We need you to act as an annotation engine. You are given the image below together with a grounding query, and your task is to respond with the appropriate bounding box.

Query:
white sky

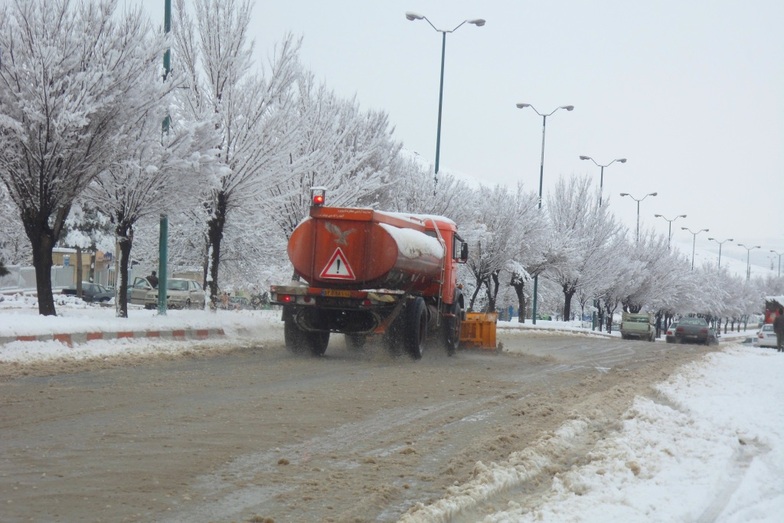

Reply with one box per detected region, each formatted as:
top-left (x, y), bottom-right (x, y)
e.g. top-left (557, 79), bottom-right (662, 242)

top-left (1, 297), bottom-right (782, 521)
top-left (134, 0), bottom-right (784, 271)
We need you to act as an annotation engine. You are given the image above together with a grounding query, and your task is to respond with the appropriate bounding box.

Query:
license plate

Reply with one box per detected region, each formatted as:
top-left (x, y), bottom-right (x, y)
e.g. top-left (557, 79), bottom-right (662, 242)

top-left (322, 289), bottom-right (351, 298)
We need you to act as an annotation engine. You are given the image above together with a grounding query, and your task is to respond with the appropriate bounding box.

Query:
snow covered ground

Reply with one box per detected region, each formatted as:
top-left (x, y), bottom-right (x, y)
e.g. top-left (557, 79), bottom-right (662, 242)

top-left (2, 294), bottom-right (782, 522)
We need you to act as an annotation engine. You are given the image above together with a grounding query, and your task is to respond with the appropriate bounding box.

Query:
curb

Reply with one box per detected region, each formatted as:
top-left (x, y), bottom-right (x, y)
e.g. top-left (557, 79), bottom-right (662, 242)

top-left (0, 328), bottom-right (225, 347)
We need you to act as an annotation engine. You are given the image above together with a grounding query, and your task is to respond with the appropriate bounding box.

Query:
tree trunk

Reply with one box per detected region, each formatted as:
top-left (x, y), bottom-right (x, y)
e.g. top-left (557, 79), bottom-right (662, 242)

top-left (206, 192), bottom-right (228, 311)
top-left (562, 284), bottom-right (576, 320)
top-left (605, 302), bottom-right (618, 333)
top-left (116, 222), bottom-right (133, 318)
top-left (30, 230), bottom-right (56, 316)
top-left (511, 279), bottom-right (526, 324)
top-left (76, 246), bottom-right (83, 298)
top-left (487, 272), bottom-right (500, 313)
top-left (469, 276), bottom-right (482, 312)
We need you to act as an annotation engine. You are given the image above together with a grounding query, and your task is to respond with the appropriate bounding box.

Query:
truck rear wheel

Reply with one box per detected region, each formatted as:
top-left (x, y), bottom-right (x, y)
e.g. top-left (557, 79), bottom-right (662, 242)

top-left (284, 317), bottom-right (329, 356)
top-left (403, 297), bottom-right (427, 360)
top-left (345, 333), bottom-right (367, 351)
top-left (306, 331), bottom-right (329, 356)
top-left (284, 317), bottom-right (307, 354)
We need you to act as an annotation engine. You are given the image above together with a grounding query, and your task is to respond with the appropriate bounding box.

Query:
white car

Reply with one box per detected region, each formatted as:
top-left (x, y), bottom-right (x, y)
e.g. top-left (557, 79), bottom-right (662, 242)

top-left (755, 324), bottom-right (778, 348)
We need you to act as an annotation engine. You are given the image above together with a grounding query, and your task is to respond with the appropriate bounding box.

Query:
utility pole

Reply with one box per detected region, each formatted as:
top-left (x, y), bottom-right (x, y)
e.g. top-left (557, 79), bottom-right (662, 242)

top-left (158, 0), bottom-right (172, 315)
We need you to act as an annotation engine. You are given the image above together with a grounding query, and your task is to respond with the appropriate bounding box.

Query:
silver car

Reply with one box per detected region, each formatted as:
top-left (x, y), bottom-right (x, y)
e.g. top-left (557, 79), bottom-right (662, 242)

top-left (144, 278), bottom-right (205, 310)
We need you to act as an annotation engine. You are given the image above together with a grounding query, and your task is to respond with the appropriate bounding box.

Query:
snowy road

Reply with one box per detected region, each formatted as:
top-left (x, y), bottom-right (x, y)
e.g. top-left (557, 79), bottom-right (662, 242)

top-left (0, 330), bottom-right (719, 522)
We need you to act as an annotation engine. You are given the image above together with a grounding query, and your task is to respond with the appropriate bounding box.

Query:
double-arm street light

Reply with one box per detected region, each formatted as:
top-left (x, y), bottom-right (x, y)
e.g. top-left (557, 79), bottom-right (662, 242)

top-left (738, 243), bottom-right (761, 281)
top-left (579, 156), bottom-right (626, 207)
top-left (771, 249), bottom-right (783, 278)
top-left (707, 237), bottom-right (734, 269)
top-left (654, 214), bottom-right (687, 250)
top-left (682, 227), bottom-right (709, 270)
top-left (406, 12), bottom-right (485, 191)
top-left (516, 103), bottom-right (574, 325)
top-left (620, 192), bottom-right (657, 243)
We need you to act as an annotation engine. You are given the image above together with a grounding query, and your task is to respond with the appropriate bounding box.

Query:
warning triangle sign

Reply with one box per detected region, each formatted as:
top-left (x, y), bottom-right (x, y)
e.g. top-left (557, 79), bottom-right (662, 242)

top-left (319, 247), bottom-right (356, 280)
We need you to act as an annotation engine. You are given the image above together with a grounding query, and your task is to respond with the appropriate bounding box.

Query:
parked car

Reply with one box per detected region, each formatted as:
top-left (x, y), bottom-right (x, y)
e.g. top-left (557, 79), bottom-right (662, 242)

top-left (144, 278), bottom-right (205, 310)
top-left (620, 312), bottom-right (655, 341)
top-left (128, 276), bottom-right (154, 306)
top-left (61, 282), bottom-right (114, 303)
top-left (755, 323), bottom-right (778, 348)
top-left (665, 322), bottom-right (679, 344)
top-left (672, 317), bottom-right (719, 345)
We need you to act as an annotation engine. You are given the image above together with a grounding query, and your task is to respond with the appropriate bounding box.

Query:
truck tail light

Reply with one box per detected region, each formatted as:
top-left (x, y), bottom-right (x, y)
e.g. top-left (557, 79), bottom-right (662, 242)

top-left (311, 187), bottom-right (326, 206)
top-left (279, 295), bottom-right (293, 303)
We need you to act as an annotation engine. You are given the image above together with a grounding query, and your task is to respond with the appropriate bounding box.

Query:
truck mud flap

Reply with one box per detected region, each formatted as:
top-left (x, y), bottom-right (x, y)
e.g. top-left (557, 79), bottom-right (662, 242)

top-left (373, 294), bottom-right (410, 335)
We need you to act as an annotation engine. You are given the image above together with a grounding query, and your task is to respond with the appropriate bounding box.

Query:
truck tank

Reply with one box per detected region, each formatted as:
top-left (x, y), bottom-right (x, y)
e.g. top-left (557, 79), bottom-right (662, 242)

top-left (287, 206), bottom-right (445, 292)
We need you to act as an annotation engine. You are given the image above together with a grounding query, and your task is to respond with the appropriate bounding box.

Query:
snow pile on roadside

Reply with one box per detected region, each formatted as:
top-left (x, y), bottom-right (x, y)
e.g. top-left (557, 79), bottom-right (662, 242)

top-left (0, 294), bottom-right (283, 364)
top-left (405, 344), bottom-right (784, 522)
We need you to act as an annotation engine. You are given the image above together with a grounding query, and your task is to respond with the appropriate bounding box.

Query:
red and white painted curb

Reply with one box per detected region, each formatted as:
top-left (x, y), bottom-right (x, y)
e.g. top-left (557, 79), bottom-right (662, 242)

top-left (0, 328), bottom-right (225, 347)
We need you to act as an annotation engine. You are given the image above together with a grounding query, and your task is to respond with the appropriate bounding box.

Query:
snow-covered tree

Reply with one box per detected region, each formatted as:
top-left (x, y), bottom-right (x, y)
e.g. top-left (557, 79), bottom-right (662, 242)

top-left (619, 228), bottom-right (672, 312)
top-left (0, 183), bottom-right (29, 266)
top-left (174, 0), bottom-right (301, 308)
top-left (545, 175), bottom-right (622, 319)
top-left (264, 71), bottom-right (401, 240)
top-left (85, 84), bottom-right (217, 317)
top-left (462, 183), bottom-right (541, 313)
top-left (0, 0), bottom-right (170, 315)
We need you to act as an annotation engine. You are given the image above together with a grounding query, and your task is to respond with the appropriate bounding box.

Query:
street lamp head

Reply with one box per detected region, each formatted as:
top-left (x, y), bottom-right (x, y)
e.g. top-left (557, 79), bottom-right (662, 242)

top-left (708, 237), bottom-right (715, 241)
top-left (467, 18), bottom-right (486, 26)
top-left (654, 214), bottom-right (662, 218)
top-left (405, 11), bottom-right (424, 21)
top-left (561, 105), bottom-right (574, 111)
top-left (579, 155), bottom-right (591, 160)
top-left (618, 158), bottom-right (627, 163)
top-left (649, 192), bottom-right (658, 197)
top-left (681, 227), bottom-right (688, 231)
top-left (620, 192), bottom-right (628, 197)
top-left (679, 214), bottom-right (687, 218)
top-left (516, 103), bottom-right (530, 109)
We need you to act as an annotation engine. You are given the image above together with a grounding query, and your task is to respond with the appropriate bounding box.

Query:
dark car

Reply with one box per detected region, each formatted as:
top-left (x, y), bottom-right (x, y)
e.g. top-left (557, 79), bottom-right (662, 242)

top-left (672, 317), bottom-right (719, 345)
top-left (61, 282), bottom-right (115, 303)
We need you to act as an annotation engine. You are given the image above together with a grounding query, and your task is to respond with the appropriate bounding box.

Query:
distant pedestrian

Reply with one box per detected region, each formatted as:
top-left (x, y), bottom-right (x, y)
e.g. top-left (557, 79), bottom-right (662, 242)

top-left (147, 270), bottom-right (158, 289)
top-left (774, 307), bottom-right (784, 352)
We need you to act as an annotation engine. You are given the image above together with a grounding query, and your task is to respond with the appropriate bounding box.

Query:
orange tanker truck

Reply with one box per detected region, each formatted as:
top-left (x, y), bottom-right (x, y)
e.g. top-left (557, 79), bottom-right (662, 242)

top-left (269, 188), bottom-right (470, 359)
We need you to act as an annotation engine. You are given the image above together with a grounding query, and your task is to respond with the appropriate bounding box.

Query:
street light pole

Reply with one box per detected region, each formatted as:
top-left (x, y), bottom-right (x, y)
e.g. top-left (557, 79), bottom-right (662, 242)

top-left (406, 12), bottom-right (485, 192)
top-left (738, 243), bottom-right (761, 281)
top-left (681, 227), bottom-right (709, 269)
top-left (771, 249), bottom-right (783, 278)
top-left (620, 192), bottom-right (657, 243)
top-left (579, 156), bottom-right (627, 207)
top-left (707, 237), bottom-right (734, 269)
top-left (516, 103), bottom-right (574, 324)
top-left (654, 214), bottom-right (687, 250)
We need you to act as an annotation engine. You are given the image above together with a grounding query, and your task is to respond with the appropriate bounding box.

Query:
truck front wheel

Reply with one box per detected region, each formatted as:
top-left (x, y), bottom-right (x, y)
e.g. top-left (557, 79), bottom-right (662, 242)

top-left (442, 302), bottom-right (462, 356)
top-left (403, 297), bottom-right (427, 360)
